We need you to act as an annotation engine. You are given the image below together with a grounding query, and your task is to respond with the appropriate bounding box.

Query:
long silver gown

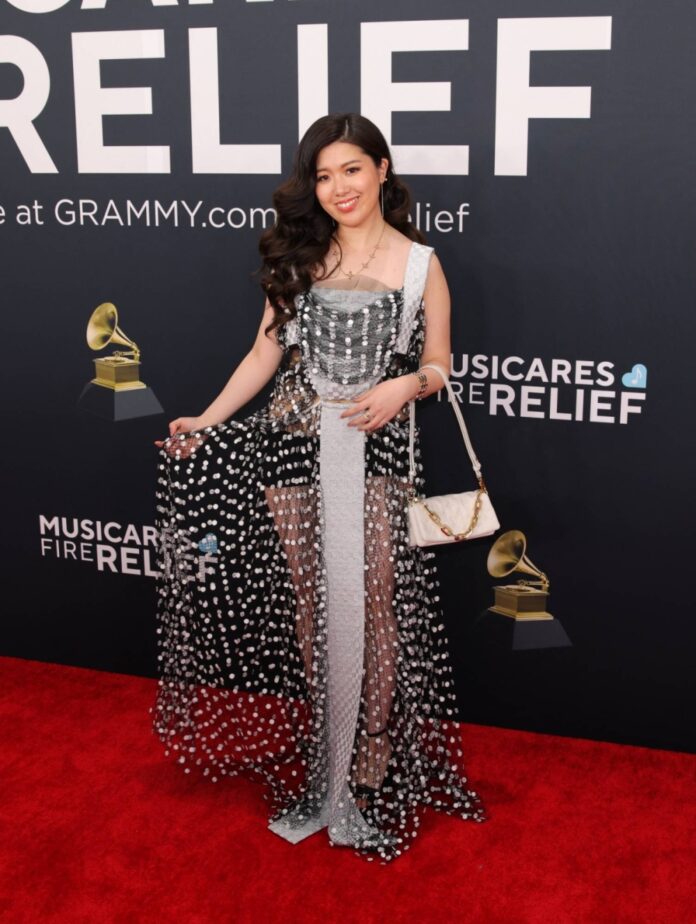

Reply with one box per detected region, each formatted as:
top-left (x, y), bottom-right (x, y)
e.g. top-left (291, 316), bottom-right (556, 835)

top-left (152, 240), bottom-right (487, 863)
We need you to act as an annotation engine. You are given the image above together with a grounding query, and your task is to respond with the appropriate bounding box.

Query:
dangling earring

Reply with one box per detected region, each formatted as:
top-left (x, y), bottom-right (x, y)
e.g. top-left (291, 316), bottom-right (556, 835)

top-left (380, 181), bottom-right (385, 216)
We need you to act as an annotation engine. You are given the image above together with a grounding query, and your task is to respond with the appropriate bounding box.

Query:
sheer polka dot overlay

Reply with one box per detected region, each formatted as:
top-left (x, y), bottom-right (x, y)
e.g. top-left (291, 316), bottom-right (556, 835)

top-left (152, 249), bottom-right (487, 864)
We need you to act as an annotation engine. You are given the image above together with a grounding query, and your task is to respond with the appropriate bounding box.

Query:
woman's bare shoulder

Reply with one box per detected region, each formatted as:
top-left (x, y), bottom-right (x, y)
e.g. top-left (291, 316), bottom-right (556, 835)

top-left (387, 227), bottom-right (417, 252)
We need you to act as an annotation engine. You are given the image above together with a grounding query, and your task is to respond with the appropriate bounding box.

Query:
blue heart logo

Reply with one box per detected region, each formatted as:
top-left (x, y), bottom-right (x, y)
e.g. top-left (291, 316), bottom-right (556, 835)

top-left (198, 532), bottom-right (218, 554)
top-left (621, 364), bottom-right (647, 389)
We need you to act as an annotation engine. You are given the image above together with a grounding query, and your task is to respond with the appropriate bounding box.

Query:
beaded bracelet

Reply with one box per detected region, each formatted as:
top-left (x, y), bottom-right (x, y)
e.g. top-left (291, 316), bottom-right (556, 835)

top-left (413, 368), bottom-right (428, 400)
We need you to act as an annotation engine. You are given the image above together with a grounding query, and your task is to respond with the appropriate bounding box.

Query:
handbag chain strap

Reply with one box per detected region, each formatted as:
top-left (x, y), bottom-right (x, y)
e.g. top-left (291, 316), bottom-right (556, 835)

top-left (418, 488), bottom-right (487, 541)
top-left (407, 361), bottom-right (489, 536)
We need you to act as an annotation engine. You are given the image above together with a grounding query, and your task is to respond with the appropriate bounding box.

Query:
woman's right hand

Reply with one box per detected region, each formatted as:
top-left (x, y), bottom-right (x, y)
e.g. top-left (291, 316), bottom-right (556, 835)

top-left (154, 416), bottom-right (209, 457)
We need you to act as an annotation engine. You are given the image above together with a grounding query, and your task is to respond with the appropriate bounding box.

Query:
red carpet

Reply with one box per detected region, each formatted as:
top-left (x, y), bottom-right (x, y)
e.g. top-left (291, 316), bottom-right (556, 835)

top-left (0, 656), bottom-right (693, 923)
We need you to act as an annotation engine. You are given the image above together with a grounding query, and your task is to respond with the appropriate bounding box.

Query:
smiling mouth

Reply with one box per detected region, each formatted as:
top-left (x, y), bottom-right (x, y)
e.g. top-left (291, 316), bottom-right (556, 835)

top-left (336, 196), bottom-right (359, 210)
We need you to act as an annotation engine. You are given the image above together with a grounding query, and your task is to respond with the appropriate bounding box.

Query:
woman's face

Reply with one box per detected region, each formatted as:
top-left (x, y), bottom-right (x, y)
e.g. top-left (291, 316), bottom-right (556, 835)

top-left (314, 141), bottom-right (388, 228)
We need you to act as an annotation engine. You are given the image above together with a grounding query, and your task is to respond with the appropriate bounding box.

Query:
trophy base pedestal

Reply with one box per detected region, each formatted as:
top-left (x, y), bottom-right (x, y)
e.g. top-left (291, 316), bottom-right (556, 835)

top-left (483, 608), bottom-right (572, 651)
top-left (77, 381), bottom-right (164, 421)
top-left (488, 605), bottom-right (554, 620)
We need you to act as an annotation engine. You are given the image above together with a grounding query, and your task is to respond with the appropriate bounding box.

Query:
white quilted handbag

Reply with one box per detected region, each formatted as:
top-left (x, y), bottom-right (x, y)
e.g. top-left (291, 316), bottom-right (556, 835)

top-left (407, 361), bottom-right (500, 547)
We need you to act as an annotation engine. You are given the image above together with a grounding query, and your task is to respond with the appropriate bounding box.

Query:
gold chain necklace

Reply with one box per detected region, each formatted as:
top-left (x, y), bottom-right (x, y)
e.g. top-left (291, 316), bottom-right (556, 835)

top-left (330, 220), bottom-right (387, 280)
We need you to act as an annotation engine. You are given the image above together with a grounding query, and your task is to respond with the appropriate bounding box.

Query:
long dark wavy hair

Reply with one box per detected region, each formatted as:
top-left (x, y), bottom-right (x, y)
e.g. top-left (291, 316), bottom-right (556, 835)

top-left (256, 112), bottom-right (426, 338)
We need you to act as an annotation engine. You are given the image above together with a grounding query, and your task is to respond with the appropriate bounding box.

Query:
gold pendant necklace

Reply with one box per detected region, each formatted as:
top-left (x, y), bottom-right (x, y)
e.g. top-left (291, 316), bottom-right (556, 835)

top-left (330, 220), bottom-right (387, 280)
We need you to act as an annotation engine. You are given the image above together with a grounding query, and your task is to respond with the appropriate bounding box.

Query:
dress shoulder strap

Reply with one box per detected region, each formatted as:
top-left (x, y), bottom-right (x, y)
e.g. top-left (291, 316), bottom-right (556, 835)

top-left (395, 241), bottom-right (434, 354)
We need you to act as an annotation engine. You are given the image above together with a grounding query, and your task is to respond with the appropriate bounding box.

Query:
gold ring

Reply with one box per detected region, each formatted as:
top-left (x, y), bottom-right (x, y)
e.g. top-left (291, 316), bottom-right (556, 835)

top-left (363, 411), bottom-right (371, 421)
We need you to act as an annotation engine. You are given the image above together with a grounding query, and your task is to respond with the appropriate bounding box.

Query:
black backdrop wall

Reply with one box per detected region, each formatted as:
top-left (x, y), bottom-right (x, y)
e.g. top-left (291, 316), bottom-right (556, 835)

top-left (1, 0), bottom-right (694, 753)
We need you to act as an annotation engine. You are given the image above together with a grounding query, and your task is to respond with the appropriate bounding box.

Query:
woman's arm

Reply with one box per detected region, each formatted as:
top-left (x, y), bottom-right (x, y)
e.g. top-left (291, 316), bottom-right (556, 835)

top-left (409, 251), bottom-right (452, 399)
top-left (196, 298), bottom-right (285, 427)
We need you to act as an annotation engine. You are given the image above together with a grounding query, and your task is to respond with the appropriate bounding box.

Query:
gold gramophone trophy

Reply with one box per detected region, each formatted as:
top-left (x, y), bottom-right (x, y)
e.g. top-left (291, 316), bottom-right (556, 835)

top-left (77, 302), bottom-right (163, 421)
top-left (488, 529), bottom-right (552, 620)
top-left (486, 529), bottom-right (571, 648)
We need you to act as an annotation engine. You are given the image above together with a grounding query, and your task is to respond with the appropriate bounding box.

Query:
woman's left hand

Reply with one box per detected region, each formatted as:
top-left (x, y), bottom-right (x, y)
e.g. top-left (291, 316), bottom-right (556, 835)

top-left (340, 376), bottom-right (416, 432)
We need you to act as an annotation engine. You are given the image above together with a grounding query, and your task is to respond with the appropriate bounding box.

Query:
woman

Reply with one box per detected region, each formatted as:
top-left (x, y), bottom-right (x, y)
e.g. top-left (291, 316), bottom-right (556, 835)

top-left (152, 112), bottom-right (487, 863)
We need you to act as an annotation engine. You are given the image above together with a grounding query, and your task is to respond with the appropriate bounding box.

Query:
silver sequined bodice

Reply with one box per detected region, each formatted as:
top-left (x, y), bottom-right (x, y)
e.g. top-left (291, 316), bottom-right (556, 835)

top-left (297, 284), bottom-right (403, 401)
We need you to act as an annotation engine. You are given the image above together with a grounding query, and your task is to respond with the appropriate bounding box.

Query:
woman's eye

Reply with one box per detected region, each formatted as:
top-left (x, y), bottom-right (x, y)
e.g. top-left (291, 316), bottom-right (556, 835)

top-left (317, 167), bottom-right (359, 182)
